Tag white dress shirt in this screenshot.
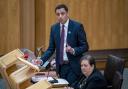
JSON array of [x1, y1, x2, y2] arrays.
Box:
[[60, 19, 69, 61]]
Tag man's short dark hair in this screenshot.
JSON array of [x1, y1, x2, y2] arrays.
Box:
[[55, 4, 68, 13]]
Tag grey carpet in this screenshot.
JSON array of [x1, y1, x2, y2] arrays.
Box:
[[122, 68, 128, 89], [0, 79, 7, 89]]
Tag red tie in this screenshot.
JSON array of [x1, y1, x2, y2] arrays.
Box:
[[60, 25, 65, 64]]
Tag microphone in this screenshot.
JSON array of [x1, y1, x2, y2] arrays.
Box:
[[35, 45, 46, 57]]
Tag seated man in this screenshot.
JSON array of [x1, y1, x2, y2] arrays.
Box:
[[65, 55, 107, 89]]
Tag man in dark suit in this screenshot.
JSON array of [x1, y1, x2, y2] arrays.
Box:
[[40, 4, 89, 86]]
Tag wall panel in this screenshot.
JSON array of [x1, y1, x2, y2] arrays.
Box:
[[0, 0, 128, 55], [20, 0, 35, 51], [44, 0, 128, 50], [0, 0, 20, 55], [35, 0, 46, 51]]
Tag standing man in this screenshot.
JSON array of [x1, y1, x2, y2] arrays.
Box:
[[40, 4, 89, 87]]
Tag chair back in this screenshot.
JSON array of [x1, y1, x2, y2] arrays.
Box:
[[104, 55, 125, 86], [112, 71, 123, 89]]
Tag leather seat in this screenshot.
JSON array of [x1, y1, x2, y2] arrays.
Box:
[[104, 55, 125, 88], [112, 71, 123, 89]]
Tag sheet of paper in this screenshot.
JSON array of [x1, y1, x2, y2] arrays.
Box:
[[31, 74, 69, 87], [53, 78, 69, 85], [32, 76, 54, 82]]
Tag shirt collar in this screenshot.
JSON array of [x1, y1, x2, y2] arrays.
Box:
[[60, 19, 69, 28]]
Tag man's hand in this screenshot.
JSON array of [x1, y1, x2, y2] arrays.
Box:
[[66, 44, 75, 55], [50, 59, 56, 70], [31, 57, 43, 66]]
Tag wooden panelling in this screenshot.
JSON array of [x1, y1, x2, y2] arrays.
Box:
[[0, 0, 35, 54], [0, 0, 20, 55], [0, 0, 8, 55], [0, 0, 128, 55], [35, 0, 46, 51], [20, 0, 35, 51], [7, 0, 20, 51], [44, 0, 128, 50]]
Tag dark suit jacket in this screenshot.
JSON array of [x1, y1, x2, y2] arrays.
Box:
[[41, 19, 89, 75], [74, 69, 107, 89]]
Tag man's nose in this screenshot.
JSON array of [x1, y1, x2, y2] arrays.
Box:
[[59, 14, 62, 18]]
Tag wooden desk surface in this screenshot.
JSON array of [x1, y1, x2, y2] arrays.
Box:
[[52, 88, 64, 89]]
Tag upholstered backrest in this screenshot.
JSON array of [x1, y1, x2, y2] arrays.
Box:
[[112, 71, 123, 89], [104, 55, 125, 86]]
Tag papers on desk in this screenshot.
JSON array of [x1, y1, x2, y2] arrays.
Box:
[[52, 78, 69, 87], [32, 76, 54, 82], [31, 75, 69, 87]]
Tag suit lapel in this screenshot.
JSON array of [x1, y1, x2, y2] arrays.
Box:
[[67, 20, 73, 44], [56, 23, 61, 47]]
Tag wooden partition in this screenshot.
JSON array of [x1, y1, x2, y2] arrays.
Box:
[[0, 0, 20, 55], [20, 0, 35, 51], [0, 0, 128, 55], [43, 0, 128, 50], [0, 0, 35, 55], [35, 0, 46, 50]]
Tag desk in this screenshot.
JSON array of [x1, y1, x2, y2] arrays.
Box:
[[52, 87, 64, 89], [26, 79, 66, 89], [30, 72, 68, 89]]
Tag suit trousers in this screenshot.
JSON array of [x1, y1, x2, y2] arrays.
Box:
[[59, 63, 78, 87]]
